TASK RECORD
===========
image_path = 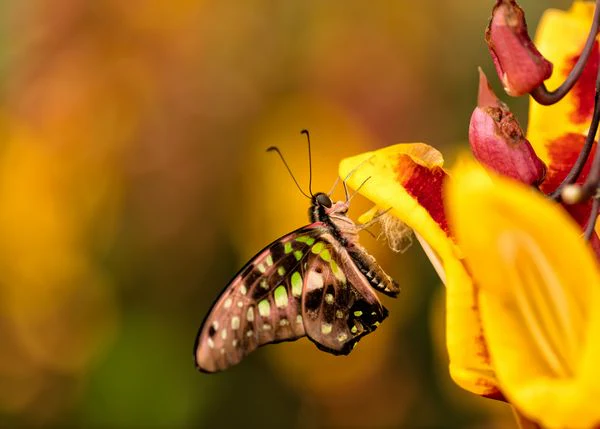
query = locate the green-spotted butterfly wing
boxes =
[194,223,388,373]
[299,232,387,355]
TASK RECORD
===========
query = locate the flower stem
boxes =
[584,196,600,240]
[530,0,600,105]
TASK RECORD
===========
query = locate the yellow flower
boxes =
[340,144,600,427]
[449,161,600,429]
[339,1,600,428]
[339,145,501,399]
[337,1,600,428]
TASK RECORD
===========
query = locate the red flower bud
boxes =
[485,0,553,96]
[469,69,546,186]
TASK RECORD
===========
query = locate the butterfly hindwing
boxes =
[300,233,388,355]
[194,225,326,373]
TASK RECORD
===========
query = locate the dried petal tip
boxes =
[469,70,546,186]
[485,0,553,96]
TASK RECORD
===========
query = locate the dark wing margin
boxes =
[194,223,327,373]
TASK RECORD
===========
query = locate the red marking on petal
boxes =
[541,134,600,259]
[561,201,600,260]
[540,133,595,194]
[395,154,450,235]
[565,40,599,124]
[481,389,507,402]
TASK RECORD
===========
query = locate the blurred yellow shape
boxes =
[447,161,600,428]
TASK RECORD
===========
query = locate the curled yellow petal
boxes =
[447,161,600,428]
[339,143,454,265]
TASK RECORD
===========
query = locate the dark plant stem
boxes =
[584,196,600,240]
[530,0,600,105]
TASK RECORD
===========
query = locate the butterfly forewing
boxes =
[195,225,326,373]
[300,233,388,354]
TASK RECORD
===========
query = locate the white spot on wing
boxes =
[231,316,240,330]
[306,271,324,292]
[240,284,247,295]
[246,307,254,322]
[221,330,227,340]
[207,338,215,349]
[295,315,303,324]
[321,323,332,334]
[325,293,334,304]
[224,298,232,309]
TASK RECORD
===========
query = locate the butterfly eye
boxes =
[315,193,332,208]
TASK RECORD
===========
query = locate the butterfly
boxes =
[194,132,399,373]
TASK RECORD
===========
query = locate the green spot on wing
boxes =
[296,235,315,246]
[330,260,346,282]
[277,266,286,276]
[353,311,363,317]
[258,300,271,317]
[284,242,293,254]
[291,272,302,297]
[294,250,303,261]
[320,249,331,262]
[274,286,289,308]
[311,242,325,254]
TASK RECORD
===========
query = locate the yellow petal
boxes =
[339,145,502,397]
[339,143,454,266]
[527,1,595,164]
[447,161,600,428]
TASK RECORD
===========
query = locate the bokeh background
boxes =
[0,0,572,428]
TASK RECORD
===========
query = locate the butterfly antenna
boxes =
[330,155,376,200]
[266,146,311,199]
[348,176,372,202]
[301,129,314,196]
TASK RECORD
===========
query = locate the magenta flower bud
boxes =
[485,0,553,96]
[469,69,546,186]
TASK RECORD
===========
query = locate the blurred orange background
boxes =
[0,1,571,427]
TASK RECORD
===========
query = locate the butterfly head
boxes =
[310,192,349,223]
[313,192,332,208]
